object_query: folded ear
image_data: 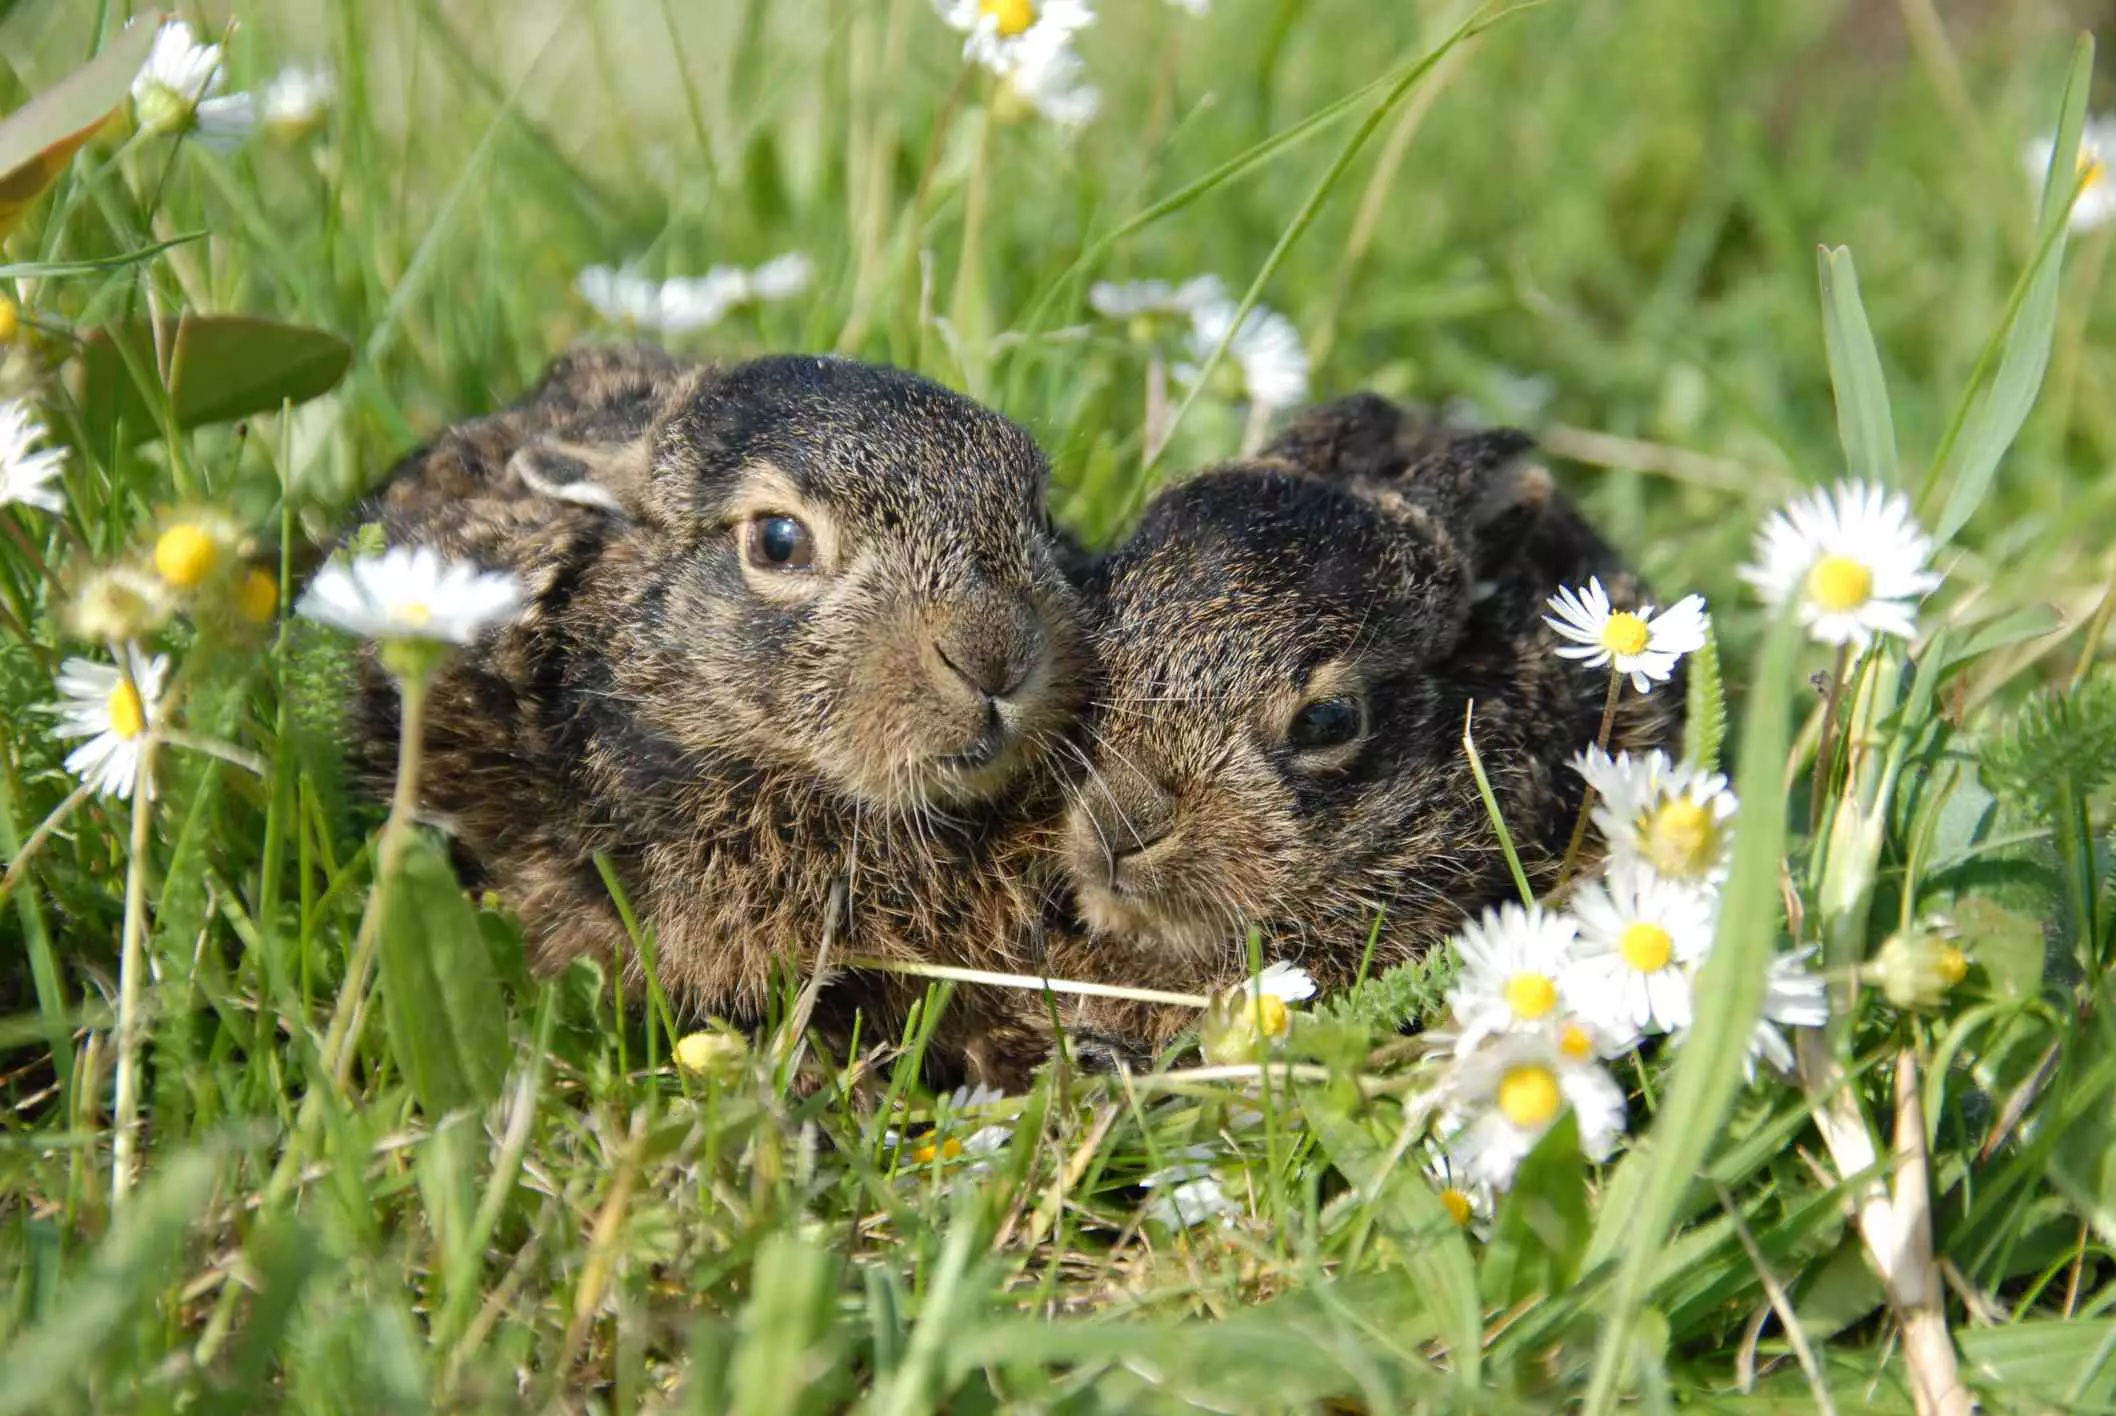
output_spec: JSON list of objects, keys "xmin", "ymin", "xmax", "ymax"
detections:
[
  {"xmin": 1263, "ymin": 392, "xmax": 1457, "ymax": 482},
  {"xmin": 1390, "ymin": 428, "xmax": 1548, "ymax": 579},
  {"xmin": 503, "ymin": 361, "xmax": 714, "ymax": 526},
  {"xmin": 506, "ymin": 438, "xmax": 650, "ymax": 516}
]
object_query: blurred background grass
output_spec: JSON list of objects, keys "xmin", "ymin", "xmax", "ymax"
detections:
[{"xmin": 4, "ymin": 0, "xmax": 2116, "ymax": 1410}]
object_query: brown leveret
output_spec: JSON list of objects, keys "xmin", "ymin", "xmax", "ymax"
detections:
[
  {"xmin": 1015, "ymin": 395, "xmax": 1685, "ymax": 1062},
  {"xmin": 349, "ymin": 344, "xmax": 1088, "ymax": 1081}
]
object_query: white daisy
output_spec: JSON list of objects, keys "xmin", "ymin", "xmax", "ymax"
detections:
[
  {"xmin": 1441, "ymin": 1029, "xmax": 1627, "ymax": 1189},
  {"xmin": 1576, "ymin": 744, "xmax": 1739, "ymax": 886},
  {"xmin": 46, "ymin": 648, "xmax": 170, "ymax": 801},
  {"xmin": 574, "ymin": 266, "xmax": 729, "ymax": 333},
  {"xmin": 1739, "ymin": 948, "xmax": 1829, "ymax": 1079},
  {"xmin": 1422, "ymin": 1148, "xmax": 1494, "ymax": 1238},
  {"xmin": 1544, "ymin": 579, "xmax": 1708, "ymax": 694},
  {"xmin": 261, "ymin": 65, "xmax": 334, "ymax": 138},
  {"xmin": 0, "ymin": 400, "xmax": 67, "ymax": 514},
  {"xmin": 2023, "ymin": 117, "xmax": 2116, "ymax": 232},
  {"xmin": 131, "ymin": 20, "xmax": 255, "ymax": 150},
  {"xmin": 1739, "ymin": 481, "xmax": 1941, "ymax": 651},
  {"xmin": 1567, "ymin": 861, "xmax": 1718, "ymax": 1037},
  {"xmin": 1198, "ymin": 960, "xmax": 1316, "ymax": 1064},
  {"xmin": 743, "ymin": 252, "xmax": 816, "ymax": 302},
  {"xmin": 1005, "ymin": 39, "xmax": 1100, "ymax": 127},
  {"xmin": 1178, "ymin": 296, "xmax": 1310, "ymax": 412},
  {"xmin": 1865, "ymin": 921, "xmax": 1967, "ymax": 1013},
  {"xmin": 937, "ymin": 0, "xmax": 1096, "ymax": 78},
  {"xmin": 1088, "ymin": 274, "xmax": 1227, "ymax": 322},
  {"xmin": 1443, "ymin": 903, "xmax": 1584, "ymax": 1054},
  {"xmin": 296, "ymin": 545, "xmax": 524, "ymax": 646}
]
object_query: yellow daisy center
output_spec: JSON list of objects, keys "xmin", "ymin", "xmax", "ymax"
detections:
[
  {"xmin": 397, "ymin": 600, "xmax": 433, "ymax": 628},
  {"xmin": 1640, "ymin": 797, "xmax": 1717, "ymax": 880},
  {"xmin": 1805, "ymin": 553, "xmax": 1873, "ymax": 613},
  {"xmin": 1497, "ymin": 1064, "xmax": 1561, "ymax": 1129},
  {"xmin": 1241, "ymin": 993, "xmax": 1292, "ymax": 1041},
  {"xmin": 1503, "ymin": 972, "xmax": 1558, "ymax": 1020},
  {"xmin": 911, "ymin": 1135, "xmax": 965, "ymax": 1164},
  {"xmin": 1619, "ymin": 922, "xmax": 1674, "ymax": 974},
  {"xmin": 980, "ymin": 0, "xmax": 1037, "ymax": 37},
  {"xmin": 1936, "ymin": 945, "xmax": 1968, "ymax": 986},
  {"xmin": 1558, "ymin": 1022, "xmax": 1596, "ymax": 1062},
  {"xmin": 154, "ymin": 522, "xmax": 221, "ymax": 590},
  {"xmin": 1439, "ymin": 1187, "xmax": 1474, "ymax": 1227},
  {"xmin": 2082, "ymin": 151, "xmax": 2106, "ymax": 191},
  {"xmin": 1600, "ymin": 610, "xmax": 1650, "ymax": 657},
  {"xmin": 0, "ymin": 297, "xmax": 19, "ymax": 343},
  {"xmin": 106, "ymin": 679, "xmax": 146, "ymax": 740},
  {"xmin": 238, "ymin": 567, "xmax": 279, "ymax": 624}
]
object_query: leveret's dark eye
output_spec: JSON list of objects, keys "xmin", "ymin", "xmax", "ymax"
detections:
[
  {"xmin": 745, "ymin": 514, "xmax": 815, "ymax": 570},
  {"xmin": 1286, "ymin": 695, "xmax": 1364, "ymax": 751}
]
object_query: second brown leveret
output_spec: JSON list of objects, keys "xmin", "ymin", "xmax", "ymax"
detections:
[{"xmin": 1015, "ymin": 396, "xmax": 1683, "ymax": 1062}]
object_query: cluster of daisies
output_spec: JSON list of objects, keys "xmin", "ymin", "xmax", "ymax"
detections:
[
  {"xmin": 130, "ymin": 19, "xmax": 332, "ymax": 150},
  {"xmin": 933, "ymin": 0, "xmax": 1209, "ymax": 130},
  {"xmin": 1410, "ymin": 477, "xmax": 1945, "ymax": 1227},
  {"xmin": 11, "ymin": 377, "xmax": 524, "ymax": 803},
  {"xmin": 573, "ymin": 254, "xmax": 816, "ymax": 336}
]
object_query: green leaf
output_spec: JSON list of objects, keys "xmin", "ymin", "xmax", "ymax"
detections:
[
  {"xmin": 1302, "ymin": 1095, "xmax": 1483, "ymax": 1385},
  {"xmin": 1816, "ymin": 246, "xmax": 1897, "ymax": 487},
  {"xmin": 1681, "ymin": 619, "xmax": 1727, "ymax": 772},
  {"xmin": 72, "ymin": 314, "xmax": 353, "ymax": 449},
  {"xmin": 0, "ymin": 1147, "xmax": 220, "ymax": 1416},
  {"xmin": 1951, "ymin": 895, "xmax": 2046, "ymax": 999},
  {"xmin": 1582, "ymin": 608, "xmax": 1802, "ymax": 1416},
  {"xmin": 1958, "ymin": 1318, "xmax": 2116, "ymax": 1410},
  {"xmin": 0, "ymin": 20, "xmax": 155, "ymax": 241},
  {"xmin": 1480, "ymin": 1111, "xmax": 1592, "ymax": 1310},
  {"xmin": 728, "ymin": 1234, "xmax": 851, "ymax": 1416},
  {"xmin": 378, "ymin": 834, "xmax": 510, "ymax": 1115},
  {"xmin": 1929, "ymin": 35, "xmax": 2093, "ymax": 544}
]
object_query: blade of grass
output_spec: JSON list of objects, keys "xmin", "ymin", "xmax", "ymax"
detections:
[
  {"xmin": 1582, "ymin": 607, "xmax": 1802, "ymax": 1415},
  {"xmin": 1817, "ymin": 245, "xmax": 1898, "ymax": 488}
]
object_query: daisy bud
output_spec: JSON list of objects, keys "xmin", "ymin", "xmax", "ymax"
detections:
[
  {"xmin": 1866, "ymin": 922, "xmax": 1967, "ymax": 1012},
  {"xmin": 673, "ymin": 1028, "xmax": 749, "ymax": 1079},
  {"xmin": 66, "ymin": 566, "xmax": 176, "ymax": 643},
  {"xmin": 1198, "ymin": 961, "xmax": 1315, "ymax": 1065}
]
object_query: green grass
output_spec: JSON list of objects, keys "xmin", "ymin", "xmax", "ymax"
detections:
[{"xmin": 4, "ymin": 0, "xmax": 2116, "ymax": 1410}]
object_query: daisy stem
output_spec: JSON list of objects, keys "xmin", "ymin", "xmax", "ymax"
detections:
[
  {"xmin": 1557, "ymin": 670, "xmax": 1627, "ymax": 891},
  {"xmin": 1143, "ymin": 353, "xmax": 1171, "ymax": 467},
  {"xmin": 1238, "ymin": 399, "xmax": 1273, "ymax": 458},
  {"xmin": 321, "ymin": 668, "xmax": 429, "ymax": 1092},
  {"xmin": 1809, "ymin": 643, "xmax": 1852, "ymax": 835},
  {"xmin": 110, "ymin": 731, "xmax": 162, "ymax": 1212}
]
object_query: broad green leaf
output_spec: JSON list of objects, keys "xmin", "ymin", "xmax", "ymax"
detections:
[
  {"xmin": 378, "ymin": 834, "xmax": 509, "ymax": 1115},
  {"xmin": 1958, "ymin": 1318, "xmax": 2116, "ymax": 1410},
  {"xmin": 72, "ymin": 314, "xmax": 353, "ymax": 448},
  {"xmin": 1582, "ymin": 609, "xmax": 1802, "ymax": 1416},
  {"xmin": 1929, "ymin": 36, "xmax": 2093, "ymax": 544},
  {"xmin": 0, "ymin": 21, "xmax": 155, "ymax": 242},
  {"xmin": 729, "ymin": 1234, "xmax": 851, "ymax": 1416},
  {"xmin": 1480, "ymin": 1111, "xmax": 1592, "ymax": 1310},
  {"xmin": 0, "ymin": 1147, "xmax": 220, "ymax": 1416},
  {"xmin": 1950, "ymin": 895, "xmax": 2045, "ymax": 998},
  {"xmin": 1816, "ymin": 246, "xmax": 1897, "ymax": 487},
  {"xmin": 1303, "ymin": 1096, "xmax": 1484, "ymax": 1385}
]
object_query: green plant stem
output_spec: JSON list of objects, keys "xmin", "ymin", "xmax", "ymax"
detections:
[
  {"xmin": 322, "ymin": 668, "xmax": 429, "ymax": 1093},
  {"xmin": 1557, "ymin": 670, "xmax": 1626, "ymax": 891},
  {"xmin": 110, "ymin": 733, "xmax": 162, "ymax": 1211},
  {"xmin": 1809, "ymin": 644, "xmax": 1853, "ymax": 836}
]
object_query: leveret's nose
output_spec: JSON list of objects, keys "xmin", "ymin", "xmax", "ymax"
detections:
[
  {"xmin": 933, "ymin": 598, "xmax": 1046, "ymax": 702},
  {"xmin": 1080, "ymin": 772, "xmax": 1177, "ymax": 876}
]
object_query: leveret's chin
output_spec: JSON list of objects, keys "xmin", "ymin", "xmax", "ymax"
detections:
[{"xmin": 1073, "ymin": 886, "xmax": 1226, "ymax": 962}]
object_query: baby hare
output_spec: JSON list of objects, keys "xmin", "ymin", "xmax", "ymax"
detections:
[
  {"xmin": 351, "ymin": 345, "xmax": 1088, "ymax": 1077},
  {"xmin": 1037, "ymin": 396, "xmax": 1683, "ymax": 1054}
]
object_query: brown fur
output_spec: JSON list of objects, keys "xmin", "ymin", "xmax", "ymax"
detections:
[
  {"xmin": 347, "ymin": 345, "xmax": 1088, "ymax": 1079},
  {"xmin": 1005, "ymin": 396, "xmax": 1685, "ymax": 1062}
]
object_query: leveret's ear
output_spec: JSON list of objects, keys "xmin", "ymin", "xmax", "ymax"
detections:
[
  {"xmin": 1393, "ymin": 428, "xmax": 1548, "ymax": 578},
  {"xmin": 1262, "ymin": 391, "xmax": 1469, "ymax": 483},
  {"xmin": 506, "ymin": 438, "xmax": 653, "ymax": 517}
]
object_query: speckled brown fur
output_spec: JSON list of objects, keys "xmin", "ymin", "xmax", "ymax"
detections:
[
  {"xmin": 1009, "ymin": 395, "xmax": 1684, "ymax": 1061},
  {"xmin": 347, "ymin": 345, "xmax": 1088, "ymax": 1080}
]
